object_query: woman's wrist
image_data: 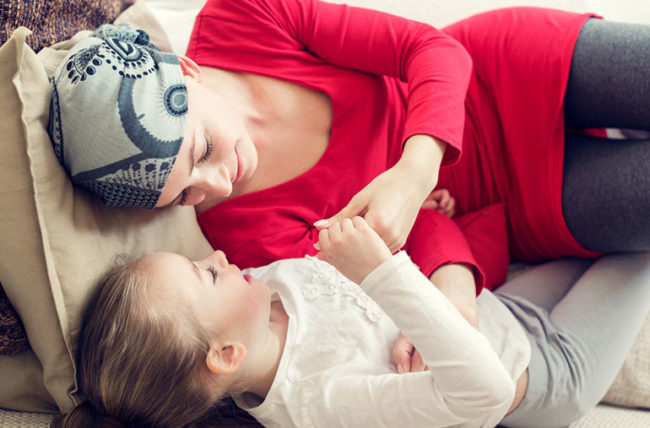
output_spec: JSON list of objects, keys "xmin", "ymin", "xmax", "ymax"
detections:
[{"xmin": 400, "ymin": 134, "xmax": 446, "ymax": 191}]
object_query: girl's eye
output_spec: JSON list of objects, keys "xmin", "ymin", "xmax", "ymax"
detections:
[
  {"xmin": 199, "ymin": 134, "xmax": 213, "ymax": 163},
  {"xmin": 207, "ymin": 266, "xmax": 218, "ymax": 284}
]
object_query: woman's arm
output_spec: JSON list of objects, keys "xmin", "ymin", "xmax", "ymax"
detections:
[
  {"xmin": 259, "ymin": 0, "xmax": 472, "ymax": 249},
  {"xmin": 322, "ymin": 134, "xmax": 446, "ymax": 252},
  {"xmin": 279, "ymin": 0, "xmax": 472, "ymax": 159}
]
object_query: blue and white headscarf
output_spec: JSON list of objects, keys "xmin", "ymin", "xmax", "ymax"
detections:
[{"xmin": 48, "ymin": 24, "xmax": 187, "ymax": 209}]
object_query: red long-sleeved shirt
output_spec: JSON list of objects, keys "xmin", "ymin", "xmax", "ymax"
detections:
[
  {"xmin": 189, "ymin": 0, "xmax": 486, "ymax": 289},
  {"xmin": 190, "ymin": 1, "xmax": 602, "ymax": 293}
]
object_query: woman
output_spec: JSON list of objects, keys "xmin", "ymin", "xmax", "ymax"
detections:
[
  {"xmin": 51, "ymin": 217, "xmax": 650, "ymax": 428},
  {"xmin": 48, "ymin": 0, "xmax": 650, "ymax": 368}
]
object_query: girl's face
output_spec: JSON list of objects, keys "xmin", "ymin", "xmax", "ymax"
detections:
[
  {"xmin": 156, "ymin": 75, "xmax": 258, "ymax": 208},
  {"xmin": 141, "ymin": 250, "xmax": 271, "ymax": 343}
]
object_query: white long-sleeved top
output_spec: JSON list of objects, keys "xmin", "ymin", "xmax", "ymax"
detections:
[{"xmin": 236, "ymin": 253, "xmax": 530, "ymax": 427}]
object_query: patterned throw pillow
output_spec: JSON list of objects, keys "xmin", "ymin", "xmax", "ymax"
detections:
[
  {"xmin": 0, "ymin": 283, "xmax": 29, "ymax": 355},
  {"xmin": 1, "ymin": 0, "xmax": 134, "ymax": 52}
]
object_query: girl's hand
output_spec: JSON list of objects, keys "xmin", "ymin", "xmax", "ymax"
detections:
[
  {"xmin": 393, "ymin": 332, "xmax": 428, "ymax": 374},
  {"xmin": 422, "ymin": 188, "xmax": 455, "ymax": 218},
  {"xmin": 316, "ymin": 135, "xmax": 445, "ymax": 253},
  {"xmin": 316, "ymin": 217, "xmax": 392, "ymax": 284}
]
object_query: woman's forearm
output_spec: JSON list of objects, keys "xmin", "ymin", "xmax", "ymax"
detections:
[
  {"xmin": 399, "ymin": 134, "xmax": 446, "ymax": 195},
  {"xmin": 429, "ymin": 262, "xmax": 479, "ymax": 328}
]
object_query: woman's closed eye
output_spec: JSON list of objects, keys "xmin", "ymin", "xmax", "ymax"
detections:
[
  {"xmin": 207, "ymin": 265, "xmax": 219, "ymax": 284},
  {"xmin": 199, "ymin": 134, "xmax": 213, "ymax": 164},
  {"xmin": 176, "ymin": 134, "xmax": 212, "ymax": 206}
]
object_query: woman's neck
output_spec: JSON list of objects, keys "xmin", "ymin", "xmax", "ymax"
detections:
[{"xmin": 199, "ymin": 66, "xmax": 270, "ymax": 145}]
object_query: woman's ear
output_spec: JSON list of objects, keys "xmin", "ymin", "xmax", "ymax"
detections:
[
  {"xmin": 206, "ymin": 342, "xmax": 247, "ymax": 375},
  {"xmin": 177, "ymin": 55, "xmax": 202, "ymax": 82}
]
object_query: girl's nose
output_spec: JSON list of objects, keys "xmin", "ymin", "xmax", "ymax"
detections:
[
  {"xmin": 211, "ymin": 250, "xmax": 229, "ymax": 268},
  {"xmin": 198, "ymin": 250, "xmax": 228, "ymax": 267}
]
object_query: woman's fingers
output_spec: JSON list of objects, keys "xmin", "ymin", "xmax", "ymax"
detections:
[{"xmin": 314, "ymin": 194, "xmax": 367, "ymax": 230}]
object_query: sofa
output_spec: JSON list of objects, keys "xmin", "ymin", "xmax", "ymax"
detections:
[{"xmin": 0, "ymin": 0, "xmax": 648, "ymax": 426}]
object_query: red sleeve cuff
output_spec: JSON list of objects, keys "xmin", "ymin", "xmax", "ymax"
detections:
[{"xmin": 404, "ymin": 209, "xmax": 486, "ymax": 295}]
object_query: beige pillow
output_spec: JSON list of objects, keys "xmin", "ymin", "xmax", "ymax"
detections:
[
  {"xmin": 0, "ymin": 1, "xmax": 212, "ymax": 414},
  {"xmin": 603, "ymin": 313, "xmax": 650, "ymax": 409},
  {"xmin": 1, "ymin": 0, "xmax": 649, "ymax": 416}
]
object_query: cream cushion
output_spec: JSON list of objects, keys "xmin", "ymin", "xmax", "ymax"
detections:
[
  {"xmin": 0, "ymin": 0, "xmax": 212, "ymax": 413},
  {"xmin": 0, "ymin": 0, "xmax": 649, "ymax": 417},
  {"xmin": 603, "ymin": 314, "xmax": 650, "ymax": 408}
]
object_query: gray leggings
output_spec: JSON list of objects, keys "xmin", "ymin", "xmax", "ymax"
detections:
[
  {"xmin": 495, "ymin": 253, "xmax": 650, "ymax": 428},
  {"xmin": 562, "ymin": 18, "xmax": 650, "ymax": 253}
]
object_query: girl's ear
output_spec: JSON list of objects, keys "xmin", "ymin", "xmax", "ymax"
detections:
[
  {"xmin": 177, "ymin": 55, "xmax": 202, "ymax": 82},
  {"xmin": 206, "ymin": 342, "xmax": 247, "ymax": 375}
]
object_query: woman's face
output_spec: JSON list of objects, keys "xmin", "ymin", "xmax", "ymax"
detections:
[
  {"xmin": 156, "ymin": 76, "xmax": 258, "ymax": 208},
  {"xmin": 140, "ymin": 250, "xmax": 271, "ymax": 341}
]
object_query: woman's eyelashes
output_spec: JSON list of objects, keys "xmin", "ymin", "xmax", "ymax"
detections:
[
  {"xmin": 178, "ymin": 191, "xmax": 188, "ymax": 206},
  {"xmin": 199, "ymin": 134, "xmax": 213, "ymax": 163},
  {"xmin": 207, "ymin": 265, "xmax": 219, "ymax": 284},
  {"xmin": 176, "ymin": 135, "xmax": 211, "ymax": 206}
]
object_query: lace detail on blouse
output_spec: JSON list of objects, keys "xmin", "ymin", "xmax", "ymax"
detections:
[{"xmin": 303, "ymin": 256, "xmax": 383, "ymax": 323}]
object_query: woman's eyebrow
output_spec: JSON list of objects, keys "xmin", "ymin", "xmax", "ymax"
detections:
[{"xmin": 186, "ymin": 132, "xmax": 197, "ymax": 177}]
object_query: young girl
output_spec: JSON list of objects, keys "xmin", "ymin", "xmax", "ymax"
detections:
[{"xmin": 53, "ymin": 217, "xmax": 650, "ymax": 428}]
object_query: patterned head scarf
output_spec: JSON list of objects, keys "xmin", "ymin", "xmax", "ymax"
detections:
[{"xmin": 48, "ymin": 24, "xmax": 187, "ymax": 209}]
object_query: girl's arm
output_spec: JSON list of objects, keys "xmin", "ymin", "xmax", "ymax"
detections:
[{"xmin": 316, "ymin": 219, "xmax": 515, "ymax": 426}]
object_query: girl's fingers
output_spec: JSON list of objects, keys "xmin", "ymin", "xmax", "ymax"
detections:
[{"xmin": 318, "ymin": 227, "xmax": 331, "ymax": 250}]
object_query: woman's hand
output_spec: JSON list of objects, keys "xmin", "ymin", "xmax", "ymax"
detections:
[
  {"xmin": 422, "ymin": 188, "xmax": 455, "ymax": 218},
  {"xmin": 316, "ymin": 217, "xmax": 392, "ymax": 284},
  {"xmin": 316, "ymin": 135, "xmax": 446, "ymax": 252}
]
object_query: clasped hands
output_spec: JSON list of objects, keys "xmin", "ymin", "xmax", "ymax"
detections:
[{"xmin": 314, "ymin": 186, "xmax": 468, "ymax": 375}]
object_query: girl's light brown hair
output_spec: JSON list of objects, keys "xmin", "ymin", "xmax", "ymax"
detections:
[{"xmin": 52, "ymin": 257, "xmax": 227, "ymax": 428}]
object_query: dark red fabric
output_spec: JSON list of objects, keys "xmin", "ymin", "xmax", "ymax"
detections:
[
  {"xmin": 454, "ymin": 204, "xmax": 510, "ymax": 291},
  {"xmin": 404, "ymin": 209, "xmax": 488, "ymax": 294},
  {"xmin": 404, "ymin": 204, "xmax": 511, "ymax": 293}
]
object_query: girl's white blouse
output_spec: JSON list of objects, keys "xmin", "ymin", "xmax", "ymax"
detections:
[{"xmin": 236, "ymin": 253, "xmax": 530, "ymax": 428}]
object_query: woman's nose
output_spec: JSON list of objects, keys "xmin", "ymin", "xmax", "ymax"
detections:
[{"xmin": 196, "ymin": 164, "xmax": 233, "ymax": 198}]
